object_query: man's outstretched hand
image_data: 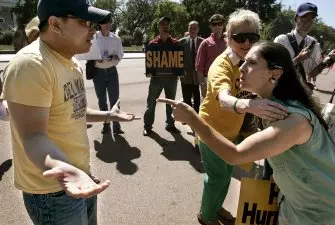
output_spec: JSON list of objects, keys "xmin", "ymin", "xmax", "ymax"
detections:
[
  {"xmin": 110, "ymin": 100, "xmax": 141, "ymax": 122},
  {"xmin": 43, "ymin": 163, "xmax": 110, "ymax": 199}
]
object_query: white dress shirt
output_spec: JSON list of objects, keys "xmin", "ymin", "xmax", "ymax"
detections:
[
  {"xmin": 95, "ymin": 31, "xmax": 124, "ymax": 69},
  {"xmin": 274, "ymin": 29, "xmax": 322, "ymax": 75}
]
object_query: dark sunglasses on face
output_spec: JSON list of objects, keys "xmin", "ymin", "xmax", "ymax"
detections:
[
  {"xmin": 211, "ymin": 22, "xmax": 223, "ymax": 27},
  {"xmin": 231, "ymin": 33, "xmax": 260, "ymax": 44},
  {"xmin": 60, "ymin": 16, "xmax": 97, "ymax": 28}
]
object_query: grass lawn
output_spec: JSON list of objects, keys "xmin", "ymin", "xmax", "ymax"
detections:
[
  {"xmin": 0, "ymin": 44, "xmax": 13, "ymax": 51},
  {"xmin": 124, "ymin": 45, "xmax": 143, "ymax": 51}
]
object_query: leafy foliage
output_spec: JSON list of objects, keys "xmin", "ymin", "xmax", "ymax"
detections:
[{"xmin": 12, "ymin": 0, "xmax": 38, "ymax": 27}]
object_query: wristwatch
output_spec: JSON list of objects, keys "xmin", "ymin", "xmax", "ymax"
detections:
[{"xmin": 104, "ymin": 112, "xmax": 111, "ymax": 123}]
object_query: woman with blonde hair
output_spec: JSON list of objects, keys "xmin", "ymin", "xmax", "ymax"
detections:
[{"xmin": 182, "ymin": 9, "xmax": 287, "ymax": 225}]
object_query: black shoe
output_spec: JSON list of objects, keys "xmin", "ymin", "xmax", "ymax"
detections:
[
  {"xmin": 113, "ymin": 128, "xmax": 124, "ymax": 135},
  {"xmin": 165, "ymin": 126, "xmax": 181, "ymax": 133},
  {"xmin": 143, "ymin": 128, "xmax": 152, "ymax": 136},
  {"xmin": 101, "ymin": 124, "xmax": 111, "ymax": 135}
]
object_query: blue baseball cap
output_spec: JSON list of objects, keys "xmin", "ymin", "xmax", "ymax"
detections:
[
  {"xmin": 296, "ymin": 2, "xmax": 318, "ymax": 17},
  {"xmin": 37, "ymin": 0, "xmax": 112, "ymax": 23}
]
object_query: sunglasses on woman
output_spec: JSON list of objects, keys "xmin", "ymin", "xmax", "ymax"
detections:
[{"xmin": 231, "ymin": 33, "xmax": 260, "ymax": 44}]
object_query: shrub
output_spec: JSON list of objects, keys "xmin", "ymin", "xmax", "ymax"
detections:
[
  {"xmin": 0, "ymin": 30, "xmax": 14, "ymax": 45},
  {"xmin": 121, "ymin": 35, "xmax": 133, "ymax": 47},
  {"xmin": 133, "ymin": 27, "xmax": 143, "ymax": 46}
]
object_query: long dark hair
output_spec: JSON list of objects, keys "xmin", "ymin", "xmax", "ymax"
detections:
[{"xmin": 255, "ymin": 41, "xmax": 328, "ymax": 129}]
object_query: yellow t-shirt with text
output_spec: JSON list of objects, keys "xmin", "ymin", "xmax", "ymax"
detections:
[
  {"xmin": 1, "ymin": 40, "xmax": 90, "ymax": 194},
  {"xmin": 199, "ymin": 50, "xmax": 245, "ymax": 141}
]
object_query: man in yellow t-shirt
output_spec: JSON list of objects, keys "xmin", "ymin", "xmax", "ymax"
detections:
[
  {"xmin": 197, "ymin": 10, "xmax": 288, "ymax": 225},
  {"xmin": 1, "ymin": 0, "xmax": 137, "ymax": 224}
]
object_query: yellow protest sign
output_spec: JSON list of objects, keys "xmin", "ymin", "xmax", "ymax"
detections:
[{"xmin": 236, "ymin": 178, "xmax": 280, "ymax": 225}]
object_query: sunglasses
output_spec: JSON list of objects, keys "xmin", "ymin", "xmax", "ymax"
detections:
[
  {"xmin": 60, "ymin": 16, "xmax": 97, "ymax": 28},
  {"xmin": 211, "ymin": 22, "xmax": 223, "ymax": 27},
  {"xmin": 231, "ymin": 33, "xmax": 260, "ymax": 44}
]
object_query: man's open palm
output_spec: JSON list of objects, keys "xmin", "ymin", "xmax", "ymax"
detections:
[{"xmin": 43, "ymin": 164, "xmax": 110, "ymax": 198}]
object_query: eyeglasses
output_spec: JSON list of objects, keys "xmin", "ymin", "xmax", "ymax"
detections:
[
  {"xmin": 60, "ymin": 16, "xmax": 97, "ymax": 28},
  {"xmin": 211, "ymin": 22, "xmax": 223, "ymax": 27},
  {"xmin": 231, "ymin": 33, "xmax": 260, "ymax": 44}
]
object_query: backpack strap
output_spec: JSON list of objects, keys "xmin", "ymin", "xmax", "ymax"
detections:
[
  {"xmin": 286, "ymin": 33, "xmax": 300, "ymax": 57},
  {"xmin": 286, "ymin": 33, "xmax": 307, "ymax": 82}
]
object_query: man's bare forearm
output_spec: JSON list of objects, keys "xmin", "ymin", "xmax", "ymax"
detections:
[
  {"xmin": 86, "ymin": 107, "xmax": 107, "ymax": 122},
  {"xmin": 86, "ymin": 107, "xmax": 125, "ymax": 122},
  {"xmin": 23, "ymin": 134, "xmax": 69, "ymax": 171}
]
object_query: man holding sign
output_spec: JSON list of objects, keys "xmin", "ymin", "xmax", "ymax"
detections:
[{"xmin": 143, "ymin": 17, "xmax": 181, "ymax": 136}]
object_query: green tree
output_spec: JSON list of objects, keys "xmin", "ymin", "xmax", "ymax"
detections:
[
  {"xmin": 11, "ymin": 0, "xmax": 38, "ymax": 27},
  {"xmin": 133, "ymin": 27, "xmax": 143, "ymax": 45},
  {"xmin": 310, "ymin": 21, "xmax": 335, "ymax": 53},
  {"xmin": 92, "ymin": 0, "xmax": 119, "ymax": 32},
  {"xmin": 147, "ymin": 1, "xmax": 189, "ymax": 39},
  {"xmin": 92, "ymin": 0, "xmax": 117, "ymax": 13},
  {"xmin": 182, "ymin": 0, "xmax": 281, "ymax": 37},
  {"xmin": 261, "ymin": 9, "xmax": 295, "ymax": 40},
  {"xmin": 118, "ymin": 0, "xmax": 160, "ymax": 35}
]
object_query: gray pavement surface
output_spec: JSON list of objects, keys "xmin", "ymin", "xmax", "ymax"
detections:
[{"xmin": 0, "ymin": 58, "xmax": 334, "ymax": 225}]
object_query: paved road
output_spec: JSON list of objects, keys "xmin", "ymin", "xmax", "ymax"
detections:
[{"xmin": 0, "ymin": 58, "xmax": 334, "ymax": 225}]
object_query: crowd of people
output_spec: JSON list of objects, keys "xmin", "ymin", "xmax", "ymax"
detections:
[{"xmin": 1, "ymin": 0, "xmax": 335, "ymax": 224}]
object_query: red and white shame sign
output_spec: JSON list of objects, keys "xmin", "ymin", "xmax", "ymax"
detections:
[{"xmin": 236, "ymin": 178, "xmax": 280, "ymax": 225}]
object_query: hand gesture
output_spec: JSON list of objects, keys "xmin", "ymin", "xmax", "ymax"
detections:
[
  {"xmin": 297, "ymin": 46, "xmax": 312, "ymax": 62},
  {"xmin": 157, "ymin": 98, "xmax": 196, "ymax": 124},
  {"xmin": 111, "ymin": 100, "xmax": 140, "ymax": 122},
  {"xmin": 247, "ymin": 99, "xmax": 288, "ymax": 121},
  {"xmin": 43, "ymin": 163, "xmax": 110, "ymax": 199}
]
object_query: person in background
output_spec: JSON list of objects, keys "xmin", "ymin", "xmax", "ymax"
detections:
[
  {"xmin": 274, "ymin": 2, "xmax": 335, "ymax": 91},
  {"xmin": 158, "ymin": 41, "xmax": 335, "ymax": 225},
  {"xmin": 93, "ymin": 18, "xmax": 124, "ymax": 135},
  {"xmin": 179, "ymin": 21, "xmax": 204, "ymax": 114},
  {"xmin": 143, "ymin": 16, "xmax": 180, "ymax": 136},
  {"xmin": 195, "ymin": 14, "xmax": 226, "ymax": 99}
]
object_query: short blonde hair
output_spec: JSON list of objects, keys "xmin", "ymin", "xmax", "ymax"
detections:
[
  {"xmin": 25, "ymin": 17, "xmax": 40, "ymax": 38},
  {"xmin": 226, "ymin": 9, "xmax": 261, "ymax": 38}
]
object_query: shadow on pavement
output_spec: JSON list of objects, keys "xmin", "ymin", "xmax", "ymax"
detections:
[
  {"xmin": 94, "ymin": 135, "xmax": 141, "ymax": 175},
  {"xmin": 148, "ymin": 131, "xmax": 204, "ymax": 173},
  {"xmin": 0, "ymin": 159, "xmax": 12, "ymax": 181}
]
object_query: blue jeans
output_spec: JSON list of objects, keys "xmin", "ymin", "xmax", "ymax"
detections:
[
  {"xmin": 144, "ymin": 77, "xmax": 178, "ymax": 130},
  {"xmin": 23, "ymin": 191, "xmax": 97, "ymax": 225},
  {"xmin": 93, "ymin": 67, "xmax": 120, "ymax": 130}
]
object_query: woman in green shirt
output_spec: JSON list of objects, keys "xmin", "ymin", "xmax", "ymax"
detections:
[{"xmin": 158, "ymin": 41, "xmax": 335, "ymax": 225}]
